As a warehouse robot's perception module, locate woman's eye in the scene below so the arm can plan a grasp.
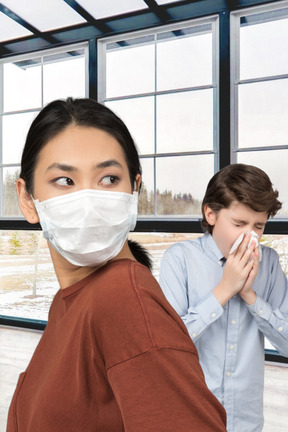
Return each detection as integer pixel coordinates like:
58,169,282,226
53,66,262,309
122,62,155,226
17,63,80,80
100,175,119,186
54,177,74,186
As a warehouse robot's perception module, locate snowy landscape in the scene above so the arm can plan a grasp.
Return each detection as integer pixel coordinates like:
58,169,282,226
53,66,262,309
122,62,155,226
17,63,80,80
1,232,288,324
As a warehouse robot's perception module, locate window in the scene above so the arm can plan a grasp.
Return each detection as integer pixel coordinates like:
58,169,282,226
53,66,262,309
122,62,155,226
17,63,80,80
0,0,287,349
0,44,88,321
0,229,57,321
0,44,88,218
231,3,288,217
98,17,219,219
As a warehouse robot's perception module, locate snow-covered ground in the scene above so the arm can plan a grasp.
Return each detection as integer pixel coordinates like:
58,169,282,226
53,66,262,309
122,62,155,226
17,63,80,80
1,234,288,322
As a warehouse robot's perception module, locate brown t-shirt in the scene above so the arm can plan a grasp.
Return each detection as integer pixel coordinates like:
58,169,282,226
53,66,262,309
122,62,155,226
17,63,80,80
7,259,226,431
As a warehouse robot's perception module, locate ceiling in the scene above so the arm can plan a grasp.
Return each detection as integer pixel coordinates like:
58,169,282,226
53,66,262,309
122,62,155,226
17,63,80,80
0,0,271,58
0,0,192,56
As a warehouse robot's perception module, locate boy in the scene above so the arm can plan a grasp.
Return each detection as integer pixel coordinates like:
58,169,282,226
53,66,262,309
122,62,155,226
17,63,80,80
159,164,288,432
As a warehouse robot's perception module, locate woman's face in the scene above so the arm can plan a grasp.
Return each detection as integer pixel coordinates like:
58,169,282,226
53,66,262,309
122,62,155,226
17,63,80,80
32,125,136,202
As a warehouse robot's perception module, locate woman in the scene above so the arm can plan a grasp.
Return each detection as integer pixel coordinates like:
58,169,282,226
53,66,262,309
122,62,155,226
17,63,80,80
7,98,226,431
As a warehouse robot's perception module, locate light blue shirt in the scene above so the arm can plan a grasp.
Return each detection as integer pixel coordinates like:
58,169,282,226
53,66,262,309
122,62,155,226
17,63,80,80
159,232,288,432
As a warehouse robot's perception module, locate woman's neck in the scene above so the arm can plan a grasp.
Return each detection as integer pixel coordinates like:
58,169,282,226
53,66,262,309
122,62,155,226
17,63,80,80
48,240,136,289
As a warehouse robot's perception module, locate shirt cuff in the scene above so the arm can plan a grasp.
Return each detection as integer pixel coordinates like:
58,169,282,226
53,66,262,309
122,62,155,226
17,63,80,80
190,293,223,326
247,295,272,321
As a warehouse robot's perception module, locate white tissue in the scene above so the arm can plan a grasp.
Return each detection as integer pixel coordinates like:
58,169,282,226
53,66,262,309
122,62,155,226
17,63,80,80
229,230,262,262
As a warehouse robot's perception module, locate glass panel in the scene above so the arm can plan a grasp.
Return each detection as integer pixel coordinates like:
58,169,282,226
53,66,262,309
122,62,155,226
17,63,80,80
106,97,154,155
157,28,212,90
77,0,147,19
3,59,41,112
0,230,58,320
0,10,32,42
260,235,288,280
1,0,86,32
240,14,288,80
2,112,37,164
129,232,201,280
156,154,214,216
3,167,22,217
157,89,213,153
238,79,288,148
237,150,288,217
43,50,86,105
106,41,155,98
138,158,154,216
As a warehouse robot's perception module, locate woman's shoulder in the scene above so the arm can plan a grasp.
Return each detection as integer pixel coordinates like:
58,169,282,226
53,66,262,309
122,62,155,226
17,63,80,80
86,259,196,366
90,259,158,306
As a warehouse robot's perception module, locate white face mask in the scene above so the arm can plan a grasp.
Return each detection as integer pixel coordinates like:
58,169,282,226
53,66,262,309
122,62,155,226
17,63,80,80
33,189,138,267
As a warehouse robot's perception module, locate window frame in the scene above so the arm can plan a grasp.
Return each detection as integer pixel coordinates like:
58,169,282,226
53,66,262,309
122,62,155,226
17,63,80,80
0,42,89,221
230,2,288,204
97,16,220,222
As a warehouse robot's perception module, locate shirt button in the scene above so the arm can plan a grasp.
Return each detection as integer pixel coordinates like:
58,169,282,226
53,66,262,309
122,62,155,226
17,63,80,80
278,327,284,332
226,371,231,377
259,309,264,315
192,332,197,338
211,312,216,318
231,320,236,325
230,345,234,351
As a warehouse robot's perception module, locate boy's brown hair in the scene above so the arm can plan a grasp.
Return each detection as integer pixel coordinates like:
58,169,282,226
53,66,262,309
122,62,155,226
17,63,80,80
201,163,282,234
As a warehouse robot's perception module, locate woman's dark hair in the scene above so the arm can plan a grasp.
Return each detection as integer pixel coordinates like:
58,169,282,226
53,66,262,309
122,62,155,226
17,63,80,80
20,97,152,270
201,163,282,234
21,97,141,194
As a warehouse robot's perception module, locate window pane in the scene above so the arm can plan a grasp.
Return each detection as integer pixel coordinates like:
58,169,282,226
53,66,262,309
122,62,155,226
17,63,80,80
260,235,288,280
1,0,86,32
2,112,37,164
138,158,154,216
238,80,288,148
3,59,41,112
157,90,213,153
157,27,212,91
240,14,288,80
77,0,147,19
237,150,288,217
0,230,58,320
43,50,86,105
106,39,155,98
106,97,155,155
0,10,32,42
3,167,21,217
156,154,214,216
129,232,201,280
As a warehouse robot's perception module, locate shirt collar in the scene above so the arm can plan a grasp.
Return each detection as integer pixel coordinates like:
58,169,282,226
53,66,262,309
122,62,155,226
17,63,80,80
201,232,225,266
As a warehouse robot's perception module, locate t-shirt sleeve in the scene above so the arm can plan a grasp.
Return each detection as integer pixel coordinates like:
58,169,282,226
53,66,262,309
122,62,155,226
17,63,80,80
107,347,227,432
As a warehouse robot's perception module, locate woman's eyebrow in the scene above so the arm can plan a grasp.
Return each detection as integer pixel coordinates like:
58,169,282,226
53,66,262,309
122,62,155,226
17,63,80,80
46,160,123,173
95,159,123,170
46,163,77,173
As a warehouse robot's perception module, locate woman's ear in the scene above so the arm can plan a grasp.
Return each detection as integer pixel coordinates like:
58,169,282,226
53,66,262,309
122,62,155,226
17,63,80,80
16,178,39,224
204,205,217,226
134,174,142,192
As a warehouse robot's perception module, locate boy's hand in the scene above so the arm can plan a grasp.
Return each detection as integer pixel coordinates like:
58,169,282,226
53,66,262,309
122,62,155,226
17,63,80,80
213,233,259,307
239,247,259,305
